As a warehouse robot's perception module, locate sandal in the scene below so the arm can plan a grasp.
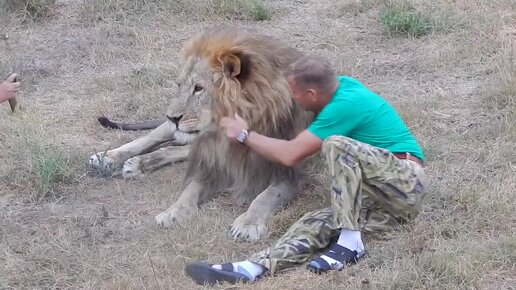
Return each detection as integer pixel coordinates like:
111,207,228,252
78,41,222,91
185,262,262,285
308,243,366,274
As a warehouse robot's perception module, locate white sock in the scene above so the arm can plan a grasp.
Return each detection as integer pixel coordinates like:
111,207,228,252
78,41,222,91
319,229,365,267
337,229,365,253
211,260,265,281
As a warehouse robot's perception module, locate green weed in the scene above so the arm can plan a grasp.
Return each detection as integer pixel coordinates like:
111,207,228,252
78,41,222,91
379,1,431,37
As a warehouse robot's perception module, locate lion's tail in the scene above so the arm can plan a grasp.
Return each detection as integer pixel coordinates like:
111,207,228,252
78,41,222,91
97,116,166,131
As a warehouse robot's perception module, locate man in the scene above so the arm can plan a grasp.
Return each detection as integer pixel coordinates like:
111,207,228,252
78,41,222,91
0,73,20,105
184,55,429,285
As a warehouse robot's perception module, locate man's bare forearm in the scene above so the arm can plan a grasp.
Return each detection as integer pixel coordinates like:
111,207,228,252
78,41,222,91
244,131,295,166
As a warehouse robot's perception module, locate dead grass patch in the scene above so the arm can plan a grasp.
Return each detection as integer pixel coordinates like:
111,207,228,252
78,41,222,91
208,0,273,21
328,0,378,17
126,66,174,91
0,0,56,22
490,39,516,138
418,236,516,288
78,0,273,23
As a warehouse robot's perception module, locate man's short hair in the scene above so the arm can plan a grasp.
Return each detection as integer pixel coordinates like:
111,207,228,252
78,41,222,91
285,55,336,93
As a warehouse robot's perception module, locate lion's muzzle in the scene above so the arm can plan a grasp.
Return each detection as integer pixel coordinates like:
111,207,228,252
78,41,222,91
167,114,183,128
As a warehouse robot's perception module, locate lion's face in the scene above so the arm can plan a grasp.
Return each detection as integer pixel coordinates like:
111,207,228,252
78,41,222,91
166,57,214,134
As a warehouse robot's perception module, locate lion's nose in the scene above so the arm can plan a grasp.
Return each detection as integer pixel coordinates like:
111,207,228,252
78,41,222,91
167,114,183,126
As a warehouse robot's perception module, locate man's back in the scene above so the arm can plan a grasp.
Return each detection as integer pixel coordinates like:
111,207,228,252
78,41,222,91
307,76,424,161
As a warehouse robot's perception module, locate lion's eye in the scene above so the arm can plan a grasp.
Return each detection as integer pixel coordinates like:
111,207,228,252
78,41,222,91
194,85,203,93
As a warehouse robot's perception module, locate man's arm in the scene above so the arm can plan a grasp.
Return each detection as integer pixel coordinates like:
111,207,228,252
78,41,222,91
244,129,323,167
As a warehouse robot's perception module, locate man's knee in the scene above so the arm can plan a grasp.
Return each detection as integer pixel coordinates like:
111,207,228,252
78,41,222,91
321,135,355,156
295,208,334,226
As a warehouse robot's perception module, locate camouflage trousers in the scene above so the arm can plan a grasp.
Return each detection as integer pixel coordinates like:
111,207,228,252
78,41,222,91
248,135,429,274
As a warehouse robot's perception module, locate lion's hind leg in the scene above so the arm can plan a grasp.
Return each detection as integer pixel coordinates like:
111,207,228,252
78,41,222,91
123,145,190,179
231,181,299,241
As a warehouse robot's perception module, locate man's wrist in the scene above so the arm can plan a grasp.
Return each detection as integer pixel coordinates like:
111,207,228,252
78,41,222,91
236,128,253,144
236,129,249,143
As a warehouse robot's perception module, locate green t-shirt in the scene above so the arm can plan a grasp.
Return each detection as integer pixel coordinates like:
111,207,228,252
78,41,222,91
307,76,424,161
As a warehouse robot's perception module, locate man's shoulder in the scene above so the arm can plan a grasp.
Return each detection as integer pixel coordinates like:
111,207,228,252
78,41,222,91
330,75,368,105
335,75,387,105
307,76,368,140
336,75,363,87
317,77,367,119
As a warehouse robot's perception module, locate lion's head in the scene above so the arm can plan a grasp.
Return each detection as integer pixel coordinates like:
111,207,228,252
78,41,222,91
166,26,306,138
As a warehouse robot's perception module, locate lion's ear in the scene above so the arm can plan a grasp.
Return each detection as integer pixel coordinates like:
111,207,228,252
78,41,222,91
218,50,251,80
221,53,241,77
219,52,242,77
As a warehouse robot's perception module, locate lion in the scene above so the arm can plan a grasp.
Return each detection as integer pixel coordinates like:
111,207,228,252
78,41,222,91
88,25,315,241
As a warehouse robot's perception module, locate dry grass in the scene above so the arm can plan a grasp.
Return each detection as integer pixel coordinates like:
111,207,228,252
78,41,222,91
78,0,273,23
1,0,516,289
0,0,56,22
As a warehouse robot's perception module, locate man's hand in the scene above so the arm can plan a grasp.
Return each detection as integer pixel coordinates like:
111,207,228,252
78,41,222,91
0,73,21,104
219,113,249,141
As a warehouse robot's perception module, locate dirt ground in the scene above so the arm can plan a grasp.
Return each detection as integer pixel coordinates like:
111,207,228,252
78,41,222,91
1,0,515,289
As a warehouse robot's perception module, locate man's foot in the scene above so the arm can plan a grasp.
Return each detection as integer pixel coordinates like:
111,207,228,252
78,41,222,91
185,260,267,285
308,243,365,273
308,229,366,273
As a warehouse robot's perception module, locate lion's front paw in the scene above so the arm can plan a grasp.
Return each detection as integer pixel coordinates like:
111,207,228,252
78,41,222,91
122,156,143,179
154,204,197,228
231,212,267,241
88,152,122,177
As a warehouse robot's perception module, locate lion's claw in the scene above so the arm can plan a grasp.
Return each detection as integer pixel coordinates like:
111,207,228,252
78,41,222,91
123,156,143,179
231,212,267,241
154,205,196,228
